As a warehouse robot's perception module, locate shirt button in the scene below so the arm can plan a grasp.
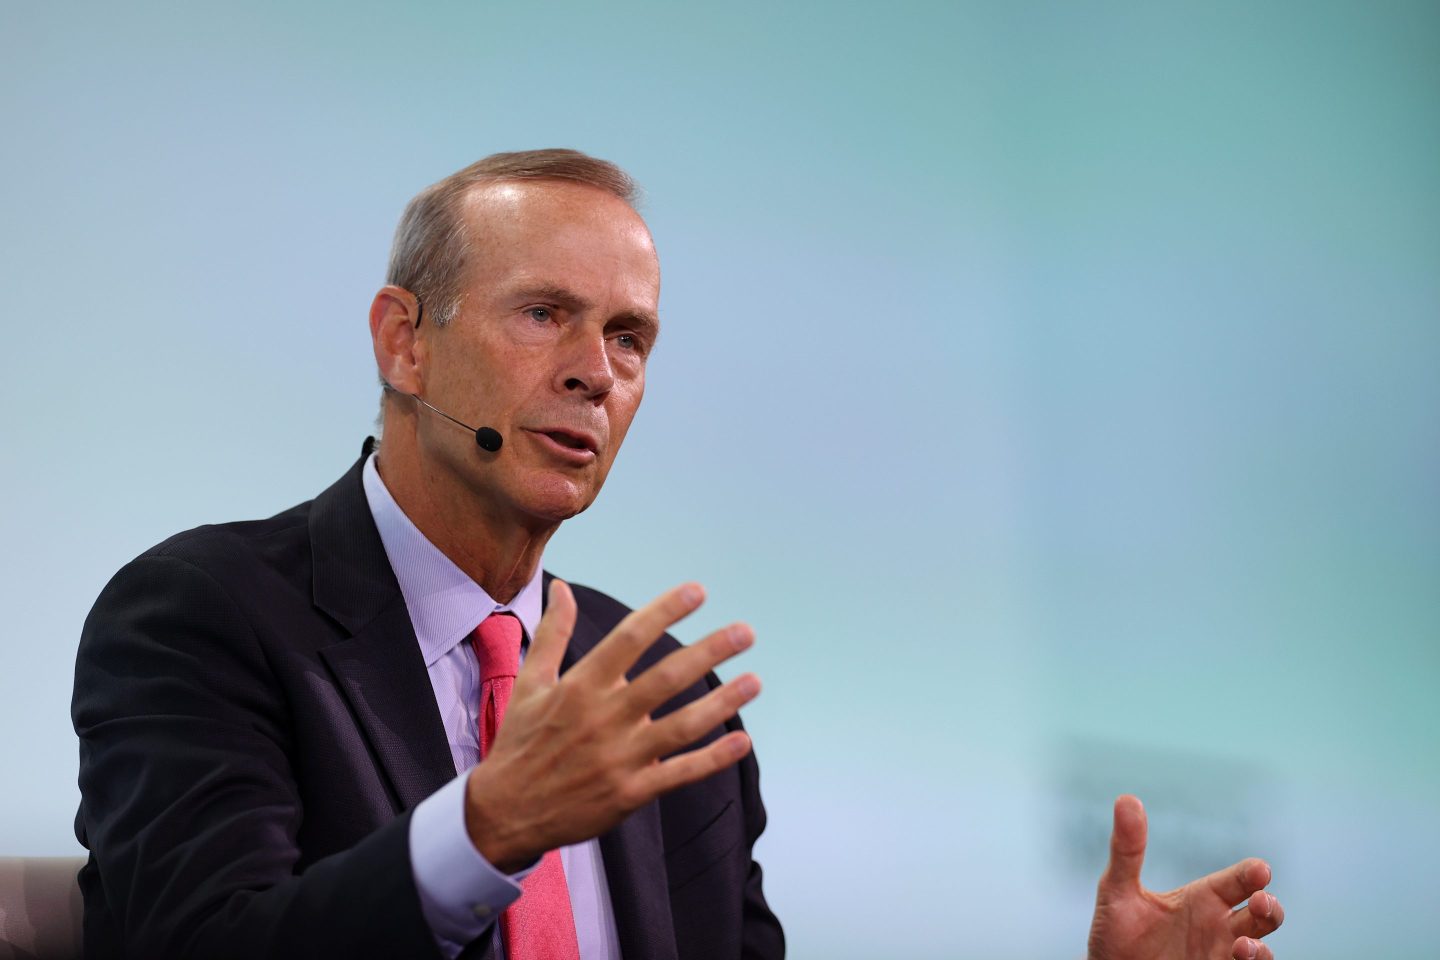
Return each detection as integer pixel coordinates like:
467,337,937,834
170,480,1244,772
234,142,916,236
472,903,493,918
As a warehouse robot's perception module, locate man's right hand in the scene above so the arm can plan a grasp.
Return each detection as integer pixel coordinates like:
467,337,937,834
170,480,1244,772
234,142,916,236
462,579,760,872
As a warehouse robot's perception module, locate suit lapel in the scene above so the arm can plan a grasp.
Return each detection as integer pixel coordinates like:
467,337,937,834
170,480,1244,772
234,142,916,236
318,600,458,810
597,808,676,960
553,576,677,960
310,442,457,811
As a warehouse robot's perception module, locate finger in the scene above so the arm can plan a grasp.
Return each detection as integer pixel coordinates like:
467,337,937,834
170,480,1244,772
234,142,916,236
1205,857,1272,908
624,622,754,717
520,579,576,683
1231,936,1274,960
638,673,761,758
570,582,705,685
1230,891,1284,939
633,730,752,800
1098,795,1147,891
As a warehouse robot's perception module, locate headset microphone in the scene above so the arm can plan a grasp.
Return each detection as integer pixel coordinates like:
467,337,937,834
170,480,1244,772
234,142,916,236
410,394,504,452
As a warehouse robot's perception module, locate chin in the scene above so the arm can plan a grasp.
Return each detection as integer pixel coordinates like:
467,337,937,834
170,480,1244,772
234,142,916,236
512,473,600,524
518,499,592,527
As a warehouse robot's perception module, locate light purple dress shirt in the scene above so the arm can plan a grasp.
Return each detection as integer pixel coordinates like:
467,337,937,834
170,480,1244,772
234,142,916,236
361,453,621,959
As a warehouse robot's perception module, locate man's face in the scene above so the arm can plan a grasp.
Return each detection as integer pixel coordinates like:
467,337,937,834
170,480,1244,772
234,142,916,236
415,179,660,526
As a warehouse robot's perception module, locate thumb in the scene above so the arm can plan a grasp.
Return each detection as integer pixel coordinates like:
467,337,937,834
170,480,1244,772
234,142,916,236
521,579,575,685
1099,794,1148,891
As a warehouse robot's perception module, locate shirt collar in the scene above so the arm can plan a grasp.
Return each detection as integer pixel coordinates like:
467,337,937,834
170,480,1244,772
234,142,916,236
361,452,544,667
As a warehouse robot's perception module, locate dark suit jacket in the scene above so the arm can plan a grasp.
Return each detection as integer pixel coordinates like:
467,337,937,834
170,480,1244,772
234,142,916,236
72,444,784,960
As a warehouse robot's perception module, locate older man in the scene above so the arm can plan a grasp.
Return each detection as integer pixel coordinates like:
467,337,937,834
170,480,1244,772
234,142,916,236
73,149,1282,960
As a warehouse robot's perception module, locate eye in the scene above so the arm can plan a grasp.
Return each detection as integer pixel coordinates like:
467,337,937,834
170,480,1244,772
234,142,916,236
525,306,553,323
610,331,650,358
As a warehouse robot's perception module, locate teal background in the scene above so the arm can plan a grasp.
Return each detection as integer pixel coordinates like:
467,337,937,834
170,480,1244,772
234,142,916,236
3,2,1437,956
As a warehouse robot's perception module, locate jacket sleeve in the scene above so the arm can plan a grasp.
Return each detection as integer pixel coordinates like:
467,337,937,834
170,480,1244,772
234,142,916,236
711,672,786,960
73,551,441,960
736,744,784,960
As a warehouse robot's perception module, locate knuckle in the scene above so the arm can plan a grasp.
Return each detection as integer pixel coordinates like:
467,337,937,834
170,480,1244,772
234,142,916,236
609,621,641,650
704,687,739,720
651,718,695,757
669,712,709,749
549,678,583,712
603,761,634,798
650,660,688,692
615,776,649,811
701,740,733,772
706,631,735,657
667,753,704,786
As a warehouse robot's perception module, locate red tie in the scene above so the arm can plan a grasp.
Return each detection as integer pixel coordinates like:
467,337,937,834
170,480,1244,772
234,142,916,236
471,612,581,960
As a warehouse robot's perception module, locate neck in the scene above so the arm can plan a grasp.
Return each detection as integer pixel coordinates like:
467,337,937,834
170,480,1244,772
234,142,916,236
373,410,557,604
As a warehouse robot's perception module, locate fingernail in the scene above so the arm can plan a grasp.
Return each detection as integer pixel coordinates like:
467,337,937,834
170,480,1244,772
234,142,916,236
681,584,703,605
737,675,760,697
1244,939,1258,960
1263,894,1274,917
729,624,753,650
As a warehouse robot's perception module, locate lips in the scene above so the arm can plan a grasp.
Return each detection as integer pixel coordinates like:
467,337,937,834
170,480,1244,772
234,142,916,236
525,427,600,462
543,429,594,452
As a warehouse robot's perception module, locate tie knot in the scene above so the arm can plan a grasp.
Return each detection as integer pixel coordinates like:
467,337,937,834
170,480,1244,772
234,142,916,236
472,612,522,683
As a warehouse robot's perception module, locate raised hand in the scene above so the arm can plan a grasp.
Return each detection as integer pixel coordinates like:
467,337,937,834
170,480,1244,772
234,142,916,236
1088,796,1285,960
463,579,760,871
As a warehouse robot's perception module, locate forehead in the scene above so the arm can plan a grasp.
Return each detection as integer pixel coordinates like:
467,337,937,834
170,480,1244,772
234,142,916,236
459,180,660,305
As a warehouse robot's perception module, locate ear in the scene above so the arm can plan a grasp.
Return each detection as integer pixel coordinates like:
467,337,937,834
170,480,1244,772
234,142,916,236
370,285,425,395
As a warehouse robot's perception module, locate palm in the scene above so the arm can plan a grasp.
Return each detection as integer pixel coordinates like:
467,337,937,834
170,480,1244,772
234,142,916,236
1091,878,1247,960
1087,797,1284,960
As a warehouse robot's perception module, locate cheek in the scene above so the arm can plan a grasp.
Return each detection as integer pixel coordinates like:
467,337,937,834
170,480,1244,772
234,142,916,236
609,385,643,436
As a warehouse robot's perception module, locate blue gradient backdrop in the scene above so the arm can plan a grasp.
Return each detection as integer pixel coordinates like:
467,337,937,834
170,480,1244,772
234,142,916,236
3,2,1437,957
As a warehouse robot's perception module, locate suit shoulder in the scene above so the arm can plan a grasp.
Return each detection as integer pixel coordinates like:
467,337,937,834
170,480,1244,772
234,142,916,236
562,579,633,627
135,498,314,574
91,498,317,617
560,578,683,655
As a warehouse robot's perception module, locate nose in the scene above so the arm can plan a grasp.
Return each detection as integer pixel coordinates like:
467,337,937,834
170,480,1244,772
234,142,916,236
557,330,614,401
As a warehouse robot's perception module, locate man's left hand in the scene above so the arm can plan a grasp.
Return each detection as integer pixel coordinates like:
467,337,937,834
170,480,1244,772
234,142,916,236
1088,795,1285,960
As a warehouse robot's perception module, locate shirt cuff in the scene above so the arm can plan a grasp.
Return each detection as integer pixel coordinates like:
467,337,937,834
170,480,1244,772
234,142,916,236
410,769,533,957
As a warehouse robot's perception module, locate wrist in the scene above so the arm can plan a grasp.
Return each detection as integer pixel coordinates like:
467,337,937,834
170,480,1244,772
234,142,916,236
463,765,536,874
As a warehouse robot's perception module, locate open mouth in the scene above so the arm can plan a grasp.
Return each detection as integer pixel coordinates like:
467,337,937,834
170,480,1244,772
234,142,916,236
545,431,591,451
527,428,598,459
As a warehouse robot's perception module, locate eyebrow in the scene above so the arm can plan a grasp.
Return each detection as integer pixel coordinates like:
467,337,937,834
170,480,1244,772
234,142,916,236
511,282,661,343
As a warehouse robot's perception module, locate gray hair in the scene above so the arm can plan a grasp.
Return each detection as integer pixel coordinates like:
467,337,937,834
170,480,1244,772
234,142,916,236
386,148,639,329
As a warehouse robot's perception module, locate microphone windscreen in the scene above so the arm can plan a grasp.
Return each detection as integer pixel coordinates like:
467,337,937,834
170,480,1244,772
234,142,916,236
475,427,503,453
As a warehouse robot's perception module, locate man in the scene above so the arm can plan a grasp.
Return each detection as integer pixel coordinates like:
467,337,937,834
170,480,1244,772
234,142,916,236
73,150,1283,960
